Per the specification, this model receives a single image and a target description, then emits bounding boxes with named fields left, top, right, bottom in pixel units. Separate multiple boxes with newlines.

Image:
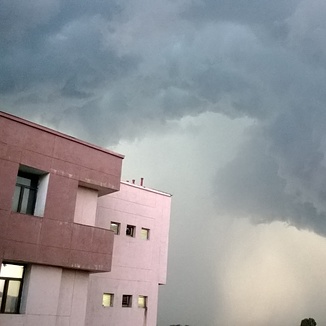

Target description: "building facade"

left=0, top=111, right=171, bottom=326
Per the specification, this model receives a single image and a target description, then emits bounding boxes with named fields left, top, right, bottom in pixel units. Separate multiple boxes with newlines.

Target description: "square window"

left=140, top=228, right=150, bottom=240
left=12, top=165, right=49, bottom=217
left=110, top=222, right=120, bottom=235
left=126, top=225, right=135, bottom=237
left=138, top=295, right=147, bottom=308
left=102, top=293, right=114, bottom=307
left=122, top=295, right=132, bottom=307
left=0, top=263, right=25, bottom=314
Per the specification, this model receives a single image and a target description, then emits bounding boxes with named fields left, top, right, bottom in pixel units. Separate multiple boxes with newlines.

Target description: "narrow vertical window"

left=126, top=225, right=135, bottom=237
left=138, top=295, right=147, bottom=308
left=140, top=228, right=150, bottom=240
left=12, top=165, right=49, bottom=217
left=12, top=172, right=38, bottom=215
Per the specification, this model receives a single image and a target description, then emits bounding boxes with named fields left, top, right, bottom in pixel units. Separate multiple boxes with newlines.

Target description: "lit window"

left=102, top=293, right=114, bottom=307
left=110, top=222, right=120, bottom=235
left=126, top=225, right=135, bottom=237
left=138, top=295, right=147, bottom=308
left=140, top=228, right=150, bottom=240
left=122, top=295, right=132, bottom=307
left=12, top=166, right=49, bottom=217
left=0, top=263, right=25, bottom=314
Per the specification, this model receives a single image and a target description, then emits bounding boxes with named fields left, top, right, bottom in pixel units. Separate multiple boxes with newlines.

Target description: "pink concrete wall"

left=0, top=111, right=123, bottom=272
left=74, top=187, right=98, bottom=226
left=0, top=112, right=171, bottom=326
left=0, top=265, right=89, bottom=326
left=86, top=182, right=171, bottom=326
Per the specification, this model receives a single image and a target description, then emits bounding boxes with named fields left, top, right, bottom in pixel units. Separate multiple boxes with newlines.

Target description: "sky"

left=2, top=0, right=326, bottom=325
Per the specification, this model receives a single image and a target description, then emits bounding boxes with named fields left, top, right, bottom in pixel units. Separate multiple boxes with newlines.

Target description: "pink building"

left=0, top=111, right=171, bottom=326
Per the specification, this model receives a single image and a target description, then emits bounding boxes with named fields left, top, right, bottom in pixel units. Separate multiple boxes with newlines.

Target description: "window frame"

left=122, top=294, right=132, bottom=307
left=12, top=171, right=38, bottom=215
left=102, top=293, right=114, bottom=307
left=138, top=295, right=147, bottom=308
left=140, top=228, right=150, bottom=240
left=110, top=222, right=120, bottom=235
left=126, top=225, right=136, bottom=237
left=12, top=165, right=49, bottom=217
left=0, top=263, right=25, bottom=314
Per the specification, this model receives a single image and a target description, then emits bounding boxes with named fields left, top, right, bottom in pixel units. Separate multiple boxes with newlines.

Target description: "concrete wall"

left=0, top=112, right=171, bottom=326
left=0, top=265, right=89, bottom=326
left=0, top=111, right=123, bottom=272
left=74, top=187, right=98, bottom=226
left=85, top=182, right=172, bottom=326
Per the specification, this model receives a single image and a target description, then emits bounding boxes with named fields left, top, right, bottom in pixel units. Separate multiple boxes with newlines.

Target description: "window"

left=102, top=293, right=114, bottom=307
left=126, top=225, right=135, bottom=237
left=12, top=172, right=38, bottom=215
left=110, top=222, right=120, bottom=235
left=140, top=228, right=150, bottom=240
left=0, top=263, right=25, bottom=314
left=122, top=295, right=132, bottom=307
left=138, top=295, right=147, bottom=308
left=12, top=165, right=49, bottom=217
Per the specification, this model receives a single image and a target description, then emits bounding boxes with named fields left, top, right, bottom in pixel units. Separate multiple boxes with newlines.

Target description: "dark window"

left=122, top=295, right=132, bottom=307
left=12, top=166, right=49, bottom=217
left=0, top=263, right=25, bottom=314
left=126, top=225, right=135, bottom=237
left=12, top=171, right=38, bottom=215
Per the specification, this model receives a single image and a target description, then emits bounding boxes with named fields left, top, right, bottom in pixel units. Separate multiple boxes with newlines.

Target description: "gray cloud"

left=3, top=0, right=326, bottom=236
left=2, top=0, right=326, bottom=240
left=0, top=0, right=137, bottom=95
left=183, top=0, right=299, bottom=23
left=214, top=125, right=326, bottom=236
left=4, top=1, right=326, bottom=324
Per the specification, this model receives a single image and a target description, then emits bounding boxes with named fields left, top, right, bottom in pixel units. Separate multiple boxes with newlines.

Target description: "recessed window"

left=126, top=225, right=135, bottom=237
left=102, top=293, right=114, bottom=307
left=12, top=165, right=49, bottom=217
left=140, top=228, right=150, bottom=240
left=110, top=222, right=120, bottom=235
left=122, top=295, right=132, bottom=307
left=0, top=263, right=25, bottom=314
left=12, top=172, right=38, bottom=215
left=138, top=295, right=147, bottom=308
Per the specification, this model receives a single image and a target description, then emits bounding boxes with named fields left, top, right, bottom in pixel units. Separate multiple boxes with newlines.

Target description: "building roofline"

left=121, top=180, right=172, bottom=197
left=0, top=111, right=124, bottom=159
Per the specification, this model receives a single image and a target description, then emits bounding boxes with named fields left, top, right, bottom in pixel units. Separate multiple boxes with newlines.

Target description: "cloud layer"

left=3, top=0, right=326, bottom=234
left=4, top=2, right=326, bottom=325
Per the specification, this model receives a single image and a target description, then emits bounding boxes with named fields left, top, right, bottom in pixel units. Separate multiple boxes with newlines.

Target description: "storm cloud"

left=2, top=0, right=326, bottom=235
left=4, top=1, right=326, bottom=325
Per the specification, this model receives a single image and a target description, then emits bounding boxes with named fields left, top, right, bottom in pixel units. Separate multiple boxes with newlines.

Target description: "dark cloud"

left=214, top=126, right=326, bottom=236
left=4, top=1, right=326, bottom=325
left=0, top=0, right=138, bottom=96
left=2, top=0, right=326, bottom=234
left=181, top=0, right=300, bottom=27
